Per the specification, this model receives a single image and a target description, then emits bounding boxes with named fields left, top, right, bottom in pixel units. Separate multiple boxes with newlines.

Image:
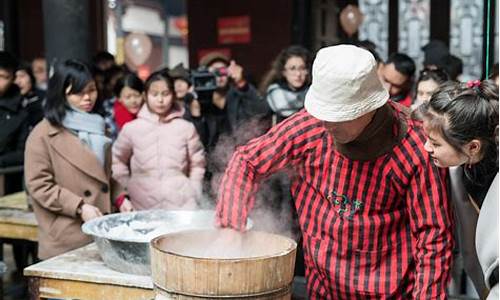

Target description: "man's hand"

left=215, top=228, right=245, bottom=244
left=189, top=99, right=202, bottom=117
left=80, top=204, right=103, bottom=222
left=227, top=60, right=246, bottom=87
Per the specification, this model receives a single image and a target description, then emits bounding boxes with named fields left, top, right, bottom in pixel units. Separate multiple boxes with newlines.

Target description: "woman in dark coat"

left=15, top=63, right=45, bottom=130
left=0, top=52, right=29, bottom=191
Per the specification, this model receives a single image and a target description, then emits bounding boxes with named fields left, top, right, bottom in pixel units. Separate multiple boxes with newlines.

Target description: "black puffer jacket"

left=190, top=83, right=271, bottom=152
left=225, top=83, right=270, bottom=134
left=22, top=88, right=45, bottom=131
left=0, top=86, right=29, bottom=167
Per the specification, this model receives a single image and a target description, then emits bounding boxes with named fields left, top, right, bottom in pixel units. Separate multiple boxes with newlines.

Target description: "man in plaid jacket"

left=216, top=45, right=453, bottom=299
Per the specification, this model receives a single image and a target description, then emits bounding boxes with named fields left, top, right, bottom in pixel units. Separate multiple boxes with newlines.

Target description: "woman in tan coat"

left=25, top=60, right=119, bottom=259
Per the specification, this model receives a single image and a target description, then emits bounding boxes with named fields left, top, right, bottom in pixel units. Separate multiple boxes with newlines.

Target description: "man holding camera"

left=198, top=52, right=270, bottom=150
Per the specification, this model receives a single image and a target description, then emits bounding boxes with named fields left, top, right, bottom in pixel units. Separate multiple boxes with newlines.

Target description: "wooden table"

left=0, top=204, right=37, bottom=242
left=0, top=192, right=37, bottom=300
left=0, top=196, right=38, bottom=273
left=0, top=205, right=38, bottom=274
left=0, top=191, right=36, bottom=241
left=24, top=243, right=155, bottom=300
left=0, top=191, right=29, bottom=210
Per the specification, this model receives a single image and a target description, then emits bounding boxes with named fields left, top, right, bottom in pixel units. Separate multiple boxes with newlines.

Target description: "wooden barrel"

left=150, top=229, right=297, bottom=299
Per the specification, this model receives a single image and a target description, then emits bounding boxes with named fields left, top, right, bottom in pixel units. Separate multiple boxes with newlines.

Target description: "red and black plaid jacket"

left=216, top=104, right=454, bottom=299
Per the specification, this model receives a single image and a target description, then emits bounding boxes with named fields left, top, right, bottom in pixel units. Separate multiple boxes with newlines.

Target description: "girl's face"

left=174, top=79, right=190, bottom=99
left=119, top=86, right=143, bottom=114
left=14, top=70, right=32, bottom=95
left=147, top=80, right=173, bottom=117
left=416, top=79, right=440, bottom=104
left=282, top=56, right=308, bottom=90
left=66, top=81, right=98, bottom=113
left=422, top=120, right=469, bottom=168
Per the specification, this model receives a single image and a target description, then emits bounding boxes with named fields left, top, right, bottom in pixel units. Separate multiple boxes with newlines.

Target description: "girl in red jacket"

left=104, top=72, right=144, bottom=140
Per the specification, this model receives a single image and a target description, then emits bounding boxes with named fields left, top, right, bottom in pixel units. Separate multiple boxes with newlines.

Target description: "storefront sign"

left=217, top=16, right=251, bottom=44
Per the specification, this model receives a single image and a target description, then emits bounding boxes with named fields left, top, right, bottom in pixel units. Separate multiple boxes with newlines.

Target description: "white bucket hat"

left=304, top=45, right=389, bottom=122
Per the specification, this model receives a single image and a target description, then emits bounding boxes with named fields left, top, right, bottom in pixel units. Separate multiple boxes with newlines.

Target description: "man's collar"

left=333, top=104, right=404, bottom=161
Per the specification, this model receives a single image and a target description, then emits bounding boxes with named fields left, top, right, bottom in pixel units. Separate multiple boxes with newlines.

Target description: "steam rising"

left=200, top=118, right=300, bottom=241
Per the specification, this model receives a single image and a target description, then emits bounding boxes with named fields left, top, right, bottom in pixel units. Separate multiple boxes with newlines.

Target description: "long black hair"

left=45, top=59, right=95, bottom=127
left=259, top=45, right=312, bottom=94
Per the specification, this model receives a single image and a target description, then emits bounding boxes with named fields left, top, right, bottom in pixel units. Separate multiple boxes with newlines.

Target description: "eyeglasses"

left=284, top=66, right=308, bottom=74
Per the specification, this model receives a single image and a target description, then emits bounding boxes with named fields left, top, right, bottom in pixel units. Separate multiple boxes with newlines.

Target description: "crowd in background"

left=0, top=39, right=498, bottom=298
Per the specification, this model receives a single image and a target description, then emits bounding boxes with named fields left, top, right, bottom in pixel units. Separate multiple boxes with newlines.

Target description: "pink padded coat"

left=112, top=103, right=205, bottom=210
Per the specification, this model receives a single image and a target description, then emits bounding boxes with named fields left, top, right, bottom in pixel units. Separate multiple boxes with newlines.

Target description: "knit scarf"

left=113, top=99, right=137, bottom=130
left=62, top=107, right=111, bottom=166
left=266, top=82, right=308, bottom=118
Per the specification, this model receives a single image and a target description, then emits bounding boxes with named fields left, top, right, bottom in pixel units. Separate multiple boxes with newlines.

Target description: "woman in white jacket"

left=259, top=45, right=312, bottom=125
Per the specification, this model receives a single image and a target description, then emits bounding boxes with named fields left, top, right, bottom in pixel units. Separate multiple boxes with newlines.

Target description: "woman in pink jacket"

left=112, top=71, right=206, bottom=211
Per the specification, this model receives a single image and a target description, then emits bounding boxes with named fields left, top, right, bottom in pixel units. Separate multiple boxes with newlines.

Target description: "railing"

left=0, top=166, right=23, bottom=175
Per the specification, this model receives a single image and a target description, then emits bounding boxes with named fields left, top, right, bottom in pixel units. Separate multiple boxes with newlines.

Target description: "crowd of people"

left=0, top=38, right=497, bottom=299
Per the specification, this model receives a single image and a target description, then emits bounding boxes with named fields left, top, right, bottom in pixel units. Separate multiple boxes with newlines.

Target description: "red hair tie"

left=466, top=80, right=481, bottom=88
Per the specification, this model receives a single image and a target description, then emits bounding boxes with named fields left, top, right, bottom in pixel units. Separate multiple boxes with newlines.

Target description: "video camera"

left=190, top=67, right=228, bottom=103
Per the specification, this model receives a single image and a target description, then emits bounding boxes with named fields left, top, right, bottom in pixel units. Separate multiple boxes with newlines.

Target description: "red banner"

left=217, top=16, right=251, bottom=44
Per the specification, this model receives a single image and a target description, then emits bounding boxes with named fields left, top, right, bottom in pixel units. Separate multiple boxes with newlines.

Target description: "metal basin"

left=82, top=209, right=251, bottom=275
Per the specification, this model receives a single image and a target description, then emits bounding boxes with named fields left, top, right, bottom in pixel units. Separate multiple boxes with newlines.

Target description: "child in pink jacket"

left=112, top=71, right=206, bottom=211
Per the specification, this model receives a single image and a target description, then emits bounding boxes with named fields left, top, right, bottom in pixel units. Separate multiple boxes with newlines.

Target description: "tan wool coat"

left=25, top=119, right=120, bottom=259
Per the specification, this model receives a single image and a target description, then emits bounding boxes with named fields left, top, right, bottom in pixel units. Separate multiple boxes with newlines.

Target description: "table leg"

left=0, top=240, right=3, bottom=300
left=28, top=277, right=40, bottom=300
left=0, top=174, right=5, bottom=197
left=0, top=239, right=4, bottom=261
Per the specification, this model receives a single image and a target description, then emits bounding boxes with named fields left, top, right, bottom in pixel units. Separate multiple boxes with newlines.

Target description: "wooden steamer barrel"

left=150, top=229, right=297, bottom=299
